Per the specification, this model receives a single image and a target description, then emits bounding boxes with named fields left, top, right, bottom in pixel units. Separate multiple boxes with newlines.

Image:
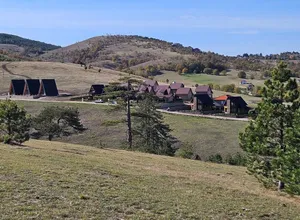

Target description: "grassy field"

left=17, top=100, right=247, bottom=160
left=1, top=140, right=300, bottom=219
left=0, top=61, right=132, bottom=95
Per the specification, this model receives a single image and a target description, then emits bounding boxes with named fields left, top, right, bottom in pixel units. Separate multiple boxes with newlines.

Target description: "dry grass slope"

left=0, top=61, right=132, bottom=95
left=1, top=140, right=300, bottom=219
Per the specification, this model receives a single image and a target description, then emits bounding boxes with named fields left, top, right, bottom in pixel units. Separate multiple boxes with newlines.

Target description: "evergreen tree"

left=0, top=100, right=31, bottom=144
left=132, top=95, right=176, bottom=156
left=33, top=106, right=85, bottom=141
left=240, top=62, right=300, bottom=194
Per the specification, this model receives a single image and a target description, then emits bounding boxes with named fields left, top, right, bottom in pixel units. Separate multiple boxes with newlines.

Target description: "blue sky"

left=1, top=0, right=300, bottom=55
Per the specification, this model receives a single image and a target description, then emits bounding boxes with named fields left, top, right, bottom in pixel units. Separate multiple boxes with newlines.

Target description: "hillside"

left=1, top=140, right=299, bottom=219
left=0, top=33, right=60, bottom=58
left=13, top=101, right=246, bottom=160
left=41, top=35, right=275, bottom=74
left=0, top=61, right=129, bottom=95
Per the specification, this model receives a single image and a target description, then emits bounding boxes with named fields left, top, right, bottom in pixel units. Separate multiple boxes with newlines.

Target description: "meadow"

left=17, top=100, right=247, bottom=160
left=1, top=140, right=299, bottom=219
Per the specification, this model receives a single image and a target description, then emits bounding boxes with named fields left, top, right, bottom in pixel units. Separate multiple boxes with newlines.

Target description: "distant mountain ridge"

left=1, top=33, right=300, bottom=77
left=0, top=33, right=60, bottom=57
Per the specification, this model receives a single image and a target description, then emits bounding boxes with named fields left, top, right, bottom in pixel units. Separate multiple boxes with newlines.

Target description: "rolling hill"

left=0, top=33, right=60, bottom=60
left=0, top=61, right=131, bottom=95
left=1, top=140, right=300, bottom=219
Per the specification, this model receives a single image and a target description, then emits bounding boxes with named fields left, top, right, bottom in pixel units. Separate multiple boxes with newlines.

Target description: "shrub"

left=213, top=69, right=220, bottom=76
left=225, top=153, right=247, bottom=166
left=208, top=154, right=223, bottom=163
left=175, top=144, right=194, bottom=159
left=213, top=84, right=221, bottom=90
left=220, top=70, right=227, bottom=76
left=203, top=68, right=213, bottom=75
left=234, top=87, right=242, bottom=94
left=182, top=68, right=189, bottom=74
left=238, top=71, right=247, bottom=79
left=221, top=84, right=235, bottom=93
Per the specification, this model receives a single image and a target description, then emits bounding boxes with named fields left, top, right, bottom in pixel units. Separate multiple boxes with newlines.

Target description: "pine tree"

left=0, top=100, right=31, bottom=144
left=132, top=95, right=176, bottom=156
left=33, top=106, right=84, bottom=141
left=240, top=62, right=300, bottom=194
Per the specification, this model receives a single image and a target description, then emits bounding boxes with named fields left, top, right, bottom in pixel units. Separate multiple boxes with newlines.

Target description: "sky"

left=0, top=0, right=300, bottom=56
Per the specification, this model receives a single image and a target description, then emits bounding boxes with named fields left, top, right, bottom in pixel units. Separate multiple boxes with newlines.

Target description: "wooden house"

left=39, top=79, right=59, bottom=96
left=170, top=82, right=184, bottom=94
left=9, top=79, right=25, bottom=95
left=175, top=88, right=193, bottom=101
left=195, top=85, right=213, bottom=98
left=193, top=94, right=214, bottom=111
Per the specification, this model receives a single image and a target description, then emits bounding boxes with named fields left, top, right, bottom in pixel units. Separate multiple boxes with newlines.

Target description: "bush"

left=238, top=71, right=247, bottom=79
left=182, top=68, right=189, bottom=74
left=203, top=68, right=213, bottom=75
left=213, top=84, right=221, bottom=90
left=225, top=153, right=247, bottom=166
left=175, top=148, right=194, bottom=159
left=208, top=83, right=214, bottom=89
left=220, top=70, right=227, bottom=76
left=213, top=69, right=220, bottom=76
left=208, top=154, right=223, bottom=163
left=234, top=87, right=242, bottom=94
left=221, top=84, right=235, bottom=93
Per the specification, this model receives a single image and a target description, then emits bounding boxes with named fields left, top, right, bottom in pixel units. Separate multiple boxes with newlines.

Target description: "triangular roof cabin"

left=9, top=79, right=25, bottom=95
left=39, top=79, right=59, bottom=96
left=89, top=84, right=104, bottom=95
left=23, top=79, right=41, bottom=96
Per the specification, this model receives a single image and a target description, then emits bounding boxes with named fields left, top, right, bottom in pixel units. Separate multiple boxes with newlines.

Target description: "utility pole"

left=127, top=80, right=132, bottom=149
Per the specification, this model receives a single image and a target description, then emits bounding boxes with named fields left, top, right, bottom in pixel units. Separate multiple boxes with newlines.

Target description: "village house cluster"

left=138, top=79, right=249, bottom=115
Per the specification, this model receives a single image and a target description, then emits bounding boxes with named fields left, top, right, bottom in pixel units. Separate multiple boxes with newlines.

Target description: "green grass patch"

left=16, top=100, right=248, bottom=159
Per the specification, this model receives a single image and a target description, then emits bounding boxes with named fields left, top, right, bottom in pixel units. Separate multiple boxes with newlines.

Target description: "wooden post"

left=127, top=80, right=132, bottom=149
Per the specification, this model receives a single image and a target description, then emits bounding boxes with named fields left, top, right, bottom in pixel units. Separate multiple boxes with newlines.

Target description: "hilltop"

left=0, top=33, right=60, bottom=61
left=40, top=35, right=274, bottom=73
left=1, top=140, right=299, bottom=219
left=39, top=34, right=300, bottom=78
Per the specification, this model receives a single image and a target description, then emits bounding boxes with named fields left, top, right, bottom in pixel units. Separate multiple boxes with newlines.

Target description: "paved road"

left=157, top=109, right=250, bottom=122
left=0, top=96, right=110, bottom=105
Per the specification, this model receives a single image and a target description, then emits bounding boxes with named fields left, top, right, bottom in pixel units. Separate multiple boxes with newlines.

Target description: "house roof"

left=229, top=96, right=248, bottom=108
left=25, top=79, right=40, bottom=95
left=144, top=79, right=158, bottom=87
left=176, top=87, right=192, bottom=96
left=10, top=79, right=25, bottom=95
left=40, top=79, right=59, bottom=96
left=139, top=85, right=154, bottom=93
left=156, top=85, right=170, bottom=93
left=89, top=84, right=104, bottom=95
left=214, top=95, right=248, bottom=107
left=194, top=93, right=214, bottom=105
left=170, top=83, right=184, bottom=90
left=195, top=85, right=212, bottom=93
left=214, top=95, right=232, bottom=101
